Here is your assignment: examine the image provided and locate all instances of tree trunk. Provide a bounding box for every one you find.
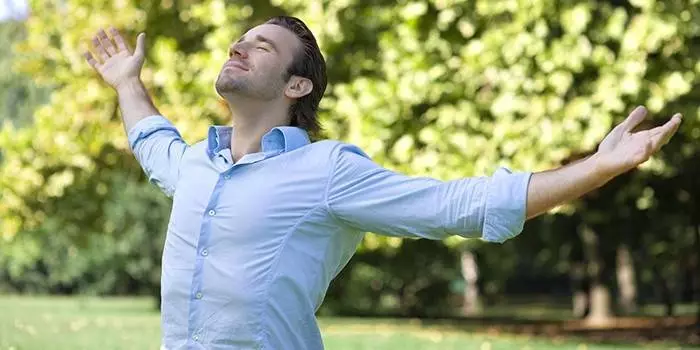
[570,235,589,319]
[616,244,637,314]
[571,262,589,318]
[588,282,612,324]
[461,250,481,316]
[580,225,612,325]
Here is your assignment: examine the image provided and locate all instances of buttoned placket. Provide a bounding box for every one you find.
[186,167,232,344]
[186,152,278,345]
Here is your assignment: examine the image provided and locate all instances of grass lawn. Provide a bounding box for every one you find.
[0,296,693,350]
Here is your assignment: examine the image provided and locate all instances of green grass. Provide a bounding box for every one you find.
[0,296,160,350]
[0,296,692,350]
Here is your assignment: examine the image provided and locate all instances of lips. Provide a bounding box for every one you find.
[224,60,249,71]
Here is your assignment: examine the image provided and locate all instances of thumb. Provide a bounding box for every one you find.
[134,32,147,60]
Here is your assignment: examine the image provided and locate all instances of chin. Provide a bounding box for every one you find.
[215,76,245,94]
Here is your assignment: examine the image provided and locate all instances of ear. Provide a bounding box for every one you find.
[284,76,313,99]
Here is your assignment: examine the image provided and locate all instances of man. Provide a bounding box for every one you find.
[84,16,681,350]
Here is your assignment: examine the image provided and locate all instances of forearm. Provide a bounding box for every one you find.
[525,153,615,219]
[116,78,160,133]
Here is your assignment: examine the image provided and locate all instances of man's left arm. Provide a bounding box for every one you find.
[525,106,682,220]
[325,106,681,243]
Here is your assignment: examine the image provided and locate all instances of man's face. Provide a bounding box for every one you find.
[215,24,300,101]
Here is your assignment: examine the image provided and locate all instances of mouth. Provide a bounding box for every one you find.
[224,61,249,71]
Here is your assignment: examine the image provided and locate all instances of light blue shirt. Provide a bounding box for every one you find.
[128,115,532,350]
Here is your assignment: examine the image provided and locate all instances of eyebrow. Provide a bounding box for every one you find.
[236,34,279,52]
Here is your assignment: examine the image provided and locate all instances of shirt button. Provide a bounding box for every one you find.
[195,292,203,299]
[201,249,209,256]
[208,209,216,216]
[193,335,199,341]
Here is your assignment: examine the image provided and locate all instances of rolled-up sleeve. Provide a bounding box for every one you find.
[127,115,188,198]
[325,144,531,243]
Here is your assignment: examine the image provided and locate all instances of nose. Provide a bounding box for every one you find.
[229,42,248,59]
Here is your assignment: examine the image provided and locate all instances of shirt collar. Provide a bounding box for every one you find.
[207,125,310,159]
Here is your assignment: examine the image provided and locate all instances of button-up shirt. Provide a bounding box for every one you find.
[128,115,532,350]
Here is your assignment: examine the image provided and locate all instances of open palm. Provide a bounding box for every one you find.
[596,106,682,176]
[84,28,147,90]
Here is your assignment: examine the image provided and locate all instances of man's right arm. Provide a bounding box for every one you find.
[85,28,187,197]
[84,28,156,134]
[116,78,160,134]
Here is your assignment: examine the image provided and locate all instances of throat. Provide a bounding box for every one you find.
[230,132,264,163]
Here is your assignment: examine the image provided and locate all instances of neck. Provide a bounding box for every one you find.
[226,95,290,162]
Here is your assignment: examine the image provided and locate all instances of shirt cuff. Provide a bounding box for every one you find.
[127,115,182,150]
[481,167,532,243]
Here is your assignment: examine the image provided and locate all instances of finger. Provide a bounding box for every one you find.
[649,113,683,137]
[134,32,146,60]
[92,35,109,61]
[110,27,130,53]
[621,106,648,133]
[649,113,681,134]
[83,51,101,70]
[97,29,117,56]
[650,113,682,150]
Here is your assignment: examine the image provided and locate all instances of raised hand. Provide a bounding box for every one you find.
[84,28,146,90]
[595,106,682,177]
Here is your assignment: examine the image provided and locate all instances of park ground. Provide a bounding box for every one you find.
[0,296,698,350]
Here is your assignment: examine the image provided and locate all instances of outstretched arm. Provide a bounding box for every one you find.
[525,106,682,219]
[84,28,187,198]
[114,78,159,134]
[84,28,157,133]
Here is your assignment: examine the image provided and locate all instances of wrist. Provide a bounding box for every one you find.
[115,77,144,94]
[588,152,622,183]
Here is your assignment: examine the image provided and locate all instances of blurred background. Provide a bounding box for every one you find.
[1,0,699,349]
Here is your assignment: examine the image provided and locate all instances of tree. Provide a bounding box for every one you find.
[0,20,49,127]
[312,0,700,318]
[1,0,698,320]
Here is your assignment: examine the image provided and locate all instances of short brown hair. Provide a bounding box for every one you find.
[266,16,327,138]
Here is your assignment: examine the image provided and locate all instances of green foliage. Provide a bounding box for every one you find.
[0,21,50,129]
[0,19,49,188]
[321,240,460,317]
[1,0,698,316]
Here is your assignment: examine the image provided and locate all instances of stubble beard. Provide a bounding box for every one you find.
[215,70,284,101]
